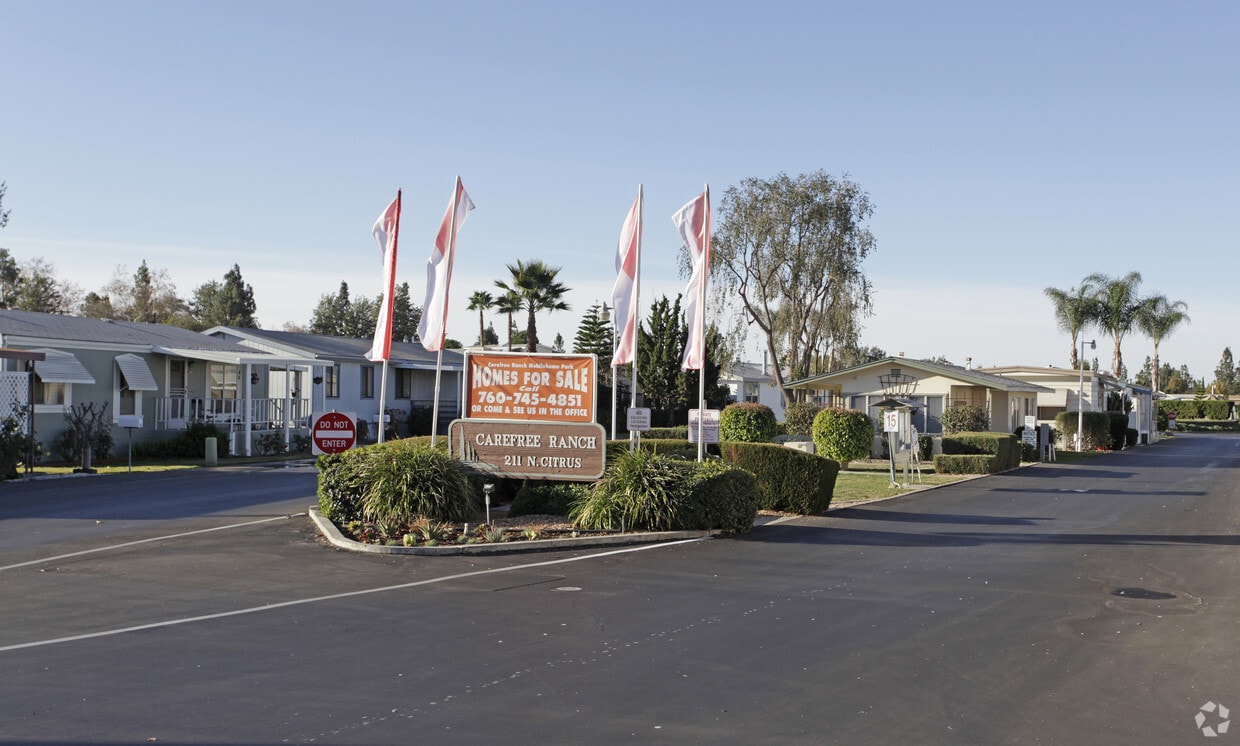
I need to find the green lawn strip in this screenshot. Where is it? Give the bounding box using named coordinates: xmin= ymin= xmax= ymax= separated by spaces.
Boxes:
xmin=831 ymin=470 xmax=971 ymax=503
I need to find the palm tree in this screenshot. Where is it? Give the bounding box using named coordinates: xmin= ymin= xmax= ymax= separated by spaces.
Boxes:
xmin=494 ymin=290 xmax=522 ymax=351
xmin=1136 ymin=294 xmax=1190 ymax=394
xmin=1086 ymin=271 xmax=1147 ymax=380
xmin=494 ymin=259 xmax=571 ymax=352
xmin=1044 ymin=280 xmax=1098 ymax=369
xmin=466 ymin=290 xmax=494 ymax=347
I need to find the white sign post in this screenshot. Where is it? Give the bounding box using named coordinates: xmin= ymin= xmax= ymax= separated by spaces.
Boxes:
xmin=687 ymin=409 xmax=720 ymax=444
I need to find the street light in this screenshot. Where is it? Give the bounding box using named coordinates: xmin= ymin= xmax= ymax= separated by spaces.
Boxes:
xmin=1077 ymin=339 xmax=1096 ymax=451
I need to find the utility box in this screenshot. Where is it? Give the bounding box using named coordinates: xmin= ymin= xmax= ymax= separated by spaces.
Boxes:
xmin=118 ymin=414 xmax=143 ymax=429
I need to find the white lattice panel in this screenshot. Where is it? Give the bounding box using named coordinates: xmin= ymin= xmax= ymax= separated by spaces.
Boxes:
xmin=0 ymin=372 xmax=31 ymax=431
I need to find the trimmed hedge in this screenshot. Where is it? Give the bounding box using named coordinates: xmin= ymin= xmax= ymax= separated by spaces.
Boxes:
xmin=934 ymin=454 xmax=996 ymax=474
xmin=811 ymin=408 xmax=875 ymax=466
xmin=1157 ymin=399 xmax=1234 ymax=421
xmin=644 ymin=426 xmax=689 ymax=439
xmin=1107 ymin=412 xmax=1130 ymax=450
xmin=783 ymin=402 xmax=822 ymax=437
xmin=719 ymin=442 xmax=839 ymax=514
xmin=719 ymin=402 xmax=779 ymax=442
xmin=940 ymin=432 xmax=1021 ymax=470
xmin=1055 ymin=411 xmax=1112 ymax=451
xmin=605 ymin=438 xmax=718 ymax=462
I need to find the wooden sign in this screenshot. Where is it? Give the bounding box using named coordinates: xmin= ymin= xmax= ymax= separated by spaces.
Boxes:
xmin=448 ymin=419 xmax=607 ymax=481
xmin=465 ymin=352 xmax=596 ymax=423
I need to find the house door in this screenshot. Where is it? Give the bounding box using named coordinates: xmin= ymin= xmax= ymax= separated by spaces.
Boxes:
xmin=168 ymin=360 xmax=188 ymax=424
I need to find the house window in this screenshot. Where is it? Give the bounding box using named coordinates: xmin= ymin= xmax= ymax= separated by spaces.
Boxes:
xmin=119 ymin=387 xmax=137 ymax=416
xmin=325 ymin=365 xmax=340 ymax=398
xmin=396 ymin=369 xmax=413 ymax=399
xmin=361 ymin=365 xmax=375 ymax=399
xmin=33 ymin=380 xmax=66 ymax=406
xmin=743 ymin=382 xmax=759 ymax=403
xmin=209 ymin=364 xmax=239 ymax=400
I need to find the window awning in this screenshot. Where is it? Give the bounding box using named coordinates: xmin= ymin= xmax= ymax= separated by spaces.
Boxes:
xmin=115 ymin=354 xmax=158 ymax=391
xmin=32 ymin=349 xmax=95 ymax=385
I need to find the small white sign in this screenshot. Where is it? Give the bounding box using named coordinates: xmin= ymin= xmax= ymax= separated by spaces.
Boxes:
xmin=626 ymin=407 xmax=651 ymax=432
xmin=687 ymin=408 xmax=721 ymax=444
xmin=883 ymin=410 xmax=900 ymax=433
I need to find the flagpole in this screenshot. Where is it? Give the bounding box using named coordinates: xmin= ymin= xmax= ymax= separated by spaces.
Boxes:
xmin=430 ymin=177 xmax=462 ymax=447
xmin=630 ymin=184 xmax=643 ymax=452
xmin=697 ymin=184 xmax=710 ymax=462
xmin=376 ymin=189 xmax=401 ymax=444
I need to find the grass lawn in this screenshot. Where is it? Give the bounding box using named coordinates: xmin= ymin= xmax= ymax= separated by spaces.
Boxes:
xmin=832 ymin=468 xmax=976 ymax=504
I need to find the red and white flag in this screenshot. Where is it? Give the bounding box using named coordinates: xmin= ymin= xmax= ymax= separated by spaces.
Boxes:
xmin=672 ymin=187 xmax=710 ymax=370
xmin=611 ymin=188 xmax=642 ymax=366
xmin=366 ymin=191 xmax=401 ymax=362
xmin=418 ymin=177 xmax=475 ymax=352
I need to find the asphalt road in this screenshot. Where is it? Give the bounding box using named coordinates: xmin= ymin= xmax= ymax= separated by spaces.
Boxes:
xmin=1 ymin=436 xmax=1237 ymax=745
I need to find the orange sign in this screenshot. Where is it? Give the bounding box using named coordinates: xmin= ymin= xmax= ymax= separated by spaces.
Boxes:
xmin=465 ymin=352 xmax=596 ymax=423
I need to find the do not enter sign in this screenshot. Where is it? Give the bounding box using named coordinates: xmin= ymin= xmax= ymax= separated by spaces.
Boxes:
xmin=312 ymin=411 xmax=357 ymax=455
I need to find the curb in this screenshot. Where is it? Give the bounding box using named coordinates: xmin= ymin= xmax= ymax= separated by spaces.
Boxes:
xmin=308 ymin=507 xmax=718 ymax=556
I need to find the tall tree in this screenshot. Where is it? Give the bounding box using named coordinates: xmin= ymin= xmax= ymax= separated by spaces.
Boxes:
xmin=494 ymin=290 xmax=522 ymax=351
xmin=710 ymin=171 xmax=875 ymax=406
xmin=638 ymin=295 xmax=688 ymax=425
xmin=1085 ymin=271 xmax=1148 ymax=380
xmin=1135 ymin=294 xmax=1190 ymax=394
xmin=1044 ymin=279 xmax=1099 ymax=369
xmin=572 ymin=302 xmax=613 ymax=362
xmin=96 ymin=261 xmax=186 ymax=323
xmin=494 ymin=259 xmax=571 ymax=352
xmin=0 ymin=249 xmax=23 ymax=307
xmin=309 ymin=281 xmax=380 ymax=338
xmin=0 ymin=181 xmax=10 ymax=229
xmin=192 ymin=264 xmax=258 ymax=329
xmin=1214 ymin=348 xmax=1237 ymax=396
xmin=391 ymin=281 xmax=420 ymax=342
xmin=13 ymin=258 xmax=77 ymax=314
xmin=467 ymin=290 xmax=494 ymax=346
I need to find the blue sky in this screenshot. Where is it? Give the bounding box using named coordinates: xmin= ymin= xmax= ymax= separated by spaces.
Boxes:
xmin=3 ymin=1 xmax=1237 ymax=381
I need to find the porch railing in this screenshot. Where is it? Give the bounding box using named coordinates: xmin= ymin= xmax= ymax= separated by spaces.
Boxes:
xmin=155 ymin=397 xmax=313 ymax=431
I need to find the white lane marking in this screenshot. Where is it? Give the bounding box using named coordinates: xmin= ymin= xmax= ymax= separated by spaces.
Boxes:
xmin=0 ymin=514 xmax=307 ymax=572
xmin=0 ymin=537 xmax=707 ymax=653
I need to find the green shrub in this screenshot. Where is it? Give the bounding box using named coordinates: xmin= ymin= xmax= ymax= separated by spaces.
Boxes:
xmin=1106 ymin=413 xmax=1129 ymax=450
xmin=51 ymin=424 xmax=114 ymax=463
xmin=357 ymin=440 xmax=476 ymax=525
xmin=719 ymin=441 xmax=838 ymax=514
xmin=571 ymin=449 xmax=759 ymax=533
xmin=510 ymin=480 xmax=591 ymax=517
xmin=1126 ymin=428 xmax=1139 ymax=447
xmin=918 ymin=434 xmax=934 ymax=462
xmin=811 ymin=408 xmax=874 ymax=466
xmin=255 ymin=432 xmax=288 ymax=457
xmin=645 ymin=426 xmax=688 ymax=439
xmin=1202 ymin=400 xmax=1233 ymax=420
xmin=940 ymin=432 xmax=1020 ymax=470
xmin=933 ymin=454 xmax=995 ymax=474
xmin=605 ymin=438 xmax=717 ymax=462
xmin=941 ymin=404 xmax=989 ymax=434
xmin=317 ymin=439 xmax=476 ymax=526
xmin=687 ymin=459 xmax=760 ymax=533
xmin=1055 ymin=411 xmax=1112 ymax=451
xmin=408 ymin=406 xmax=434 ymax=436
xmin=316 ymin=448 xmax=370 ymax=522
xmin=783 ymin=402 xmax=822 ymax=437
xmin=1156 ymin=408 xmax=1169 ymax=431
xmin=719 ymin=402 xmax=779 ymax=442
xmin=0 ymin=410 xmax=32 ymax=479
xmin=572 ymin=449 xmax=694 ymax=531
xmin=132 ymin=420 xmax=226 ymax=460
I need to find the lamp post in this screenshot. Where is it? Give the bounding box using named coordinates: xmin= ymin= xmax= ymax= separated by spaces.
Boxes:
xmin=1077 ymin=339 xmax=1096 ymax=451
